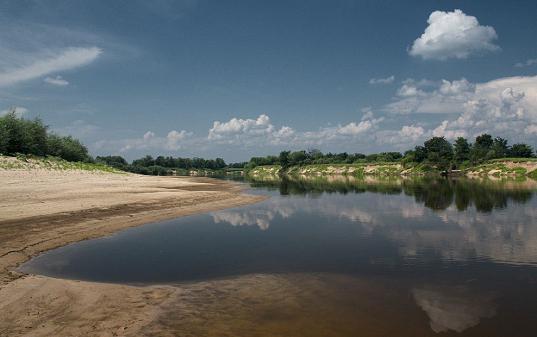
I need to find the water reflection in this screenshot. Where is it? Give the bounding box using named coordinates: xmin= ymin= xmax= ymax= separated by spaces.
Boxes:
xmin=212 ymin=176 xmax=537 ymax=266
xmin=19 ymin=175 xmax=537 ymax=336
xmin=249 ymin=175 xmax=535 ymax=212
xmin=412 ymin=286 xmax=496 ymax=333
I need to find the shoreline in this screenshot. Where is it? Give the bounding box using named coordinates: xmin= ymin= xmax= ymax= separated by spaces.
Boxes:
xmin=0 ymin=169 xmax=265 ymax=337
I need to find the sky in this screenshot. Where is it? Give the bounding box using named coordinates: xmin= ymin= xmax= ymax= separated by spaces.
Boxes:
xmin=0 ymin=0 xmax=536 ymax=162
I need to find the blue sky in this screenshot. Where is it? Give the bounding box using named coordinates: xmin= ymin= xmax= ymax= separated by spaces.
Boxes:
xmin=1 ymin=0 xmax=536 ymax=161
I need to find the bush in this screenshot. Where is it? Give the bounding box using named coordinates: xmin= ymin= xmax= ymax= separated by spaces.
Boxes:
xmin=47 ymin=134 xmax=90 ymax=162
xmin=0 ymin=112 xmax=48 ymax=156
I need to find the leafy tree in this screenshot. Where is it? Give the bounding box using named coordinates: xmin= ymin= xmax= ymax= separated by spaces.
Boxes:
xmin=423 ymin=137 xmax=453 ymax=170
xmin=289 ymin=150 xmax=307 ymax=165
xmin=471 ymin=133 xmax=494 ymax=162
xmin=279 ymin=151 xmax=290 ymax=168
xmin=413 ymin=146 xmax=427 ymax=162
xmin=47 ymin=134 xmax=90 ymax=162
xmin=509 ymin=144 xmax=534 ymax=158
xmin=132 ymin=155 xmax=155 ymax=167
xmin=96 ymin=156 xmax=128 ymax=169
xmin=0 ymin=118 xmax=8 ymax=154
xmin=475 ymin=134 xmax=493 ymax=149
xmin=491 ymin=137 xmax=508 ymax=158
xmin=453 ymin=137 xmax=470 ymax=162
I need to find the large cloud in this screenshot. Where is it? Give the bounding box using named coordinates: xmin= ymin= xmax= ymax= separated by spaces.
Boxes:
xmin=431 ymin=75 xmax=537 ymax=140
xmin=94 ymin=129 xmax=193 ymax=153
xmin=409 ymin=9 xmax=499 ymax=60
xmin=0 ymin=47 xmax=102 ymax=87
xmin=207 ymin=113 xmax=383 ymax=148
xmin=386 ymin=78 xmax=475 ymax=114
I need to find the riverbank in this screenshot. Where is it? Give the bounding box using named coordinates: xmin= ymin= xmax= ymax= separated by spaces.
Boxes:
xmin=247 ymin=159 xmax=537 ymax=180
xmin=0 ymin=162 xmax=265 ymax=336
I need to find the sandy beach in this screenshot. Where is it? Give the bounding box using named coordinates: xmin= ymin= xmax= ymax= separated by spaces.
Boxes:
xmin=0 ymin=168 xmax=264 ymax=337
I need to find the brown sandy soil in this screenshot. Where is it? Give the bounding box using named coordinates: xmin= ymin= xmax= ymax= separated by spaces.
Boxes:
xmin=0 ymin=168 xmax=265 ymax=337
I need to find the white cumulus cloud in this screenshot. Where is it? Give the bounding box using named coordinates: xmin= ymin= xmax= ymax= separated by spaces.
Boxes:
xmin=409 ymin=9 xmax=499 ymax=60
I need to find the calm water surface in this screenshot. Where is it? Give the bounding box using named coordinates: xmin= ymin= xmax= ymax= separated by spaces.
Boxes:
xmin=20 ymin=176 xmax=537 ymax=336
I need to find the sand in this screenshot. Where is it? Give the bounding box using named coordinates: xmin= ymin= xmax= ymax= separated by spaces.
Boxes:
xmin=0 ymin=169 xmax=264 ymax=337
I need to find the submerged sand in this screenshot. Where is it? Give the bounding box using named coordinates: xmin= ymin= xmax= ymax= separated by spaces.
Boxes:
xmin=0 ymin=169 xmax=265 ymax=336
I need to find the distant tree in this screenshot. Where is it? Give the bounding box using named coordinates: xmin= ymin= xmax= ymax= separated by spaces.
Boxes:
xmin=132 ymin=155 xmax=155 ymax=167
xmin=491 ymin=137 xmax=508 ymax=158
xmin=47 ymin=134 xmax=90 ymax=162
xmin=453 ymin=137 xmax=470 ymax=162
xmin=509 ymin=144 xmax=534 ymax=158
xmin=413 ymin=146 xmax=427 ymax=162
xmin=96 ymin=156 xmax=128 ymax=169
xmin=289 ymin=150 xmax=307 ymax=165
xmin=0 ymin=118 xmax=9 ymax=154
xmin=475 ymin=134 xmax=493 ymax=149
xmin=423 ymin=137 xmax=453 ymax=170
xmin=279 ymin=151 xmax=290 ymax=168
xmin=471 ymin=134 xmax=494 ymax=162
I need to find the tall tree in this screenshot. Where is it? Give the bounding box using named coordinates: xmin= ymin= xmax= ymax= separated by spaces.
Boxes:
xmin=453 ymin=137 xmax=470 ymax=162
xmin=492 ymin=137 xmax=508 ymax=158
xmin=509 ymin=144 xmax=534 ymax=158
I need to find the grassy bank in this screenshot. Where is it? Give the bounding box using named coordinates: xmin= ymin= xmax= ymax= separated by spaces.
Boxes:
xmin=0 ymin=154 xmax=123 ymax=173
xmin=247 ymin=159 xmax=537 ymax=179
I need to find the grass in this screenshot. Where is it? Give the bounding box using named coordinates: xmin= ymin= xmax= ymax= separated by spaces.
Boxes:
xmin=487 ymin=157 xmax=537 ymax=163
xmin=0 ymin=154 xmax=123 ymax=173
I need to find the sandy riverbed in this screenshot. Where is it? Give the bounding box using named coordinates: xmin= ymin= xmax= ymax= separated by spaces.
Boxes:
xmin=0 ymin=169 xmax=264 ymax=337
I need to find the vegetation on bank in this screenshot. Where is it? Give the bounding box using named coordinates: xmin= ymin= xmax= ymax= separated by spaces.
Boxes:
xmin=1 ymin=112 xmax=535 ymax=178
xmin=94 ymin=155 xmax=231 ymax=176
xmin=245 ymin=133 xmax=536 ymax=178
xmin=0 ymin=110 xmax=90 ymax=162
xmin=0 ymin=113 xmax=236 ymax=176
xmin=0 ymin=154 xmax=122 ymax=173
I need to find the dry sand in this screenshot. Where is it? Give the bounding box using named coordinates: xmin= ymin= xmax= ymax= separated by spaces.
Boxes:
xmin=0 ymin=168 xmax=264 ymax=337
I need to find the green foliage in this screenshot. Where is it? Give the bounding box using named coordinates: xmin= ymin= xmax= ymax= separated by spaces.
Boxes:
xmin=509 ymin=143 xmax=534 ymax=158
xmin=279 ymin=151 xmax=290 ymax=169
xmin=124 ymin=154 xmax=228 ymax=176
xmin=423 ymin=137 xmax=453 ymax=170
xmin=0 ymin=111 xmax=48 ymax=156
xmin=96 ymin=155 xmax=129 ymax=170
xmin=453 ymin=137 xmax=470 ymax=162
xmin=0 ymin=112 xmax=90 ymax=162
xmin=47 ymin=134 xmax=90 ymax=162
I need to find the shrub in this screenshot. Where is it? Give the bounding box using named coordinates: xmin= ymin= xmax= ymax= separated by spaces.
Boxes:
xmin=47 ymin=134 xmax=90 ymax=162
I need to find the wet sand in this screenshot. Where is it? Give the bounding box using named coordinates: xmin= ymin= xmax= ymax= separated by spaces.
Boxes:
xmin=0 ymin=169 xmax=264 ymax=336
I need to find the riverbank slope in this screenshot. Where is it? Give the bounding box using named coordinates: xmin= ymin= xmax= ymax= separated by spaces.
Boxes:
xmin=247 ymin=159 xmax=537 ymax=180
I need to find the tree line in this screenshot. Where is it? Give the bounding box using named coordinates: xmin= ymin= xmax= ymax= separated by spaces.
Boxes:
xmin=1 ymin=113 xmax=534 ymax=174
xmin=0 ymin=113 xmax=228 ymax=175
xmin=95 ymin=155 xmax=227 ymax=176
xmin=0 ymin=110 xmax=90 ymax=162
xmin=246 ymin=134 xmax=534 ymax=171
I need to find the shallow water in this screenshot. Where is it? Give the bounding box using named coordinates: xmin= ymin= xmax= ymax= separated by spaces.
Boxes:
xmin=20 ymin=176 xmax=537 ymax=335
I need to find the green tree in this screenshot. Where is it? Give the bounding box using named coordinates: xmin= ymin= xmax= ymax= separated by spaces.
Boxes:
xmin=47 ymin=134 xmax=90 ymax=162
xmin=279 ymin=151 xmax=290 ymax=168
xmin=491 ymin=137 xmax=508 ymax=158
xmin=96 ymin=156 xmax=128 ymax=169
xmin=289 ymin=150 xmax=307 ymax=165
xmin=423 ymin=137 xmax=453 ymax=170
xmin=0 ymin=118 xmax=8 ymax=154
xmin=471 ymin=133 xmax=494 ymax=162
xmin=453 ymin=137 xmax=470 ymax=162
xmin=509 ymin=144 xmax=534 ymax=158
